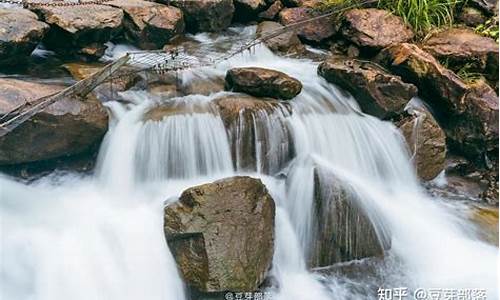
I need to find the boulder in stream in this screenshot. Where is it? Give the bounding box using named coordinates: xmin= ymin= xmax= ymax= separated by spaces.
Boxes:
xmin=341 ymin=8 xmax=414 ymax=50
xmin=214 ymin=94 xmax=292 ymax=174
xmin=0 ymin=8 xmax=49 ymax=66
xmin=225 ymin=67 xmax=302 ymax=100
xmin=166 ymin=0 xmax=234 ymax=32
xmin=164 ymin=176 xmax=275 ymax=293
xmin=31 ymin=4 xmax=123 ymax=59
xmin=108 ymin=0 xmax=184 ymax=49
xmin=0 ymin=79 xmax=108 ymax=165
xmin=278 ymin=7 xmax=336 ymax=43
xmin=376 ymin=43 xmax=470 ymax=116
xmin=308 ymin=166 xmax=390 ymax=268
xmin=318 ymin=57 xmax=418 ymax=119
xmin=256 ymin=21 xmax=305 ymax=54
xmin=258 ymin=0 xmax=284 ymax=21
xmin=397 ymin=108 xmax=447 ymax=181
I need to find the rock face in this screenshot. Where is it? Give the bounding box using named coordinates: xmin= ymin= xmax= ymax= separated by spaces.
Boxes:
xmin=397 ymin=108 xmax=447 ymax=181
xmin=376 ymin=43 xmax=469 ymax=116
xmin=318 ymin=57 xmax=418 ymax=119
xmin=446 ymin=79 xmax=499 ymax=158
xmin=225 ymin=67 xmax=302 ymax=100
xmin=279 ymin=7 xmax=336 ymax=43
xmin=258 ymin=0 xmax=284 ymax=20
xmin=422 ymin=28 xmax=499 ymax=78
xmin=309 ymin=166 xmax=390 ymax=268
xmin=32 ymin=5 xmax=123 ymax=58
xmin=214 ymin=94 xmax=292 ymax=173
xmin=164 ymin=176 xmax=275 ymax=293
xmin=341 ymin=9 xmax=414 ymax=50
xmin=168 ymin=0 xmax=234 ymax=32
xmin=256 ymin=21 xmax=304 ymax=54
xmin=0 ymin=79 xmax=108 ymax=165
xmin=108 ymin=0 xmax=184 ymax=49
xmin=0 ymin=9 xmax=49 ymax=66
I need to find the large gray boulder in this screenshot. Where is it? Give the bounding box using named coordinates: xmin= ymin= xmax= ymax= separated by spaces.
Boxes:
xmin=308 ymin=166 xmax=390 ymax=268
xmin=0 ymin=79 xmax=108 ymax=165
xmin=225 ymin=67 xmax=302 ymax=100
xmin=108 ymin=0 xmax=184 ymax=49
xmin=278 ymin=7 xmax=336 ymax=43
xmin=318 ymin=57 xmax=418 ymax=119
xmin=164 ymin=176 xmax=275 ymax=293
xmin=256 ymin=21 xmax=305 ymax=54
xmin=0 ymin=8 xmax=49 ymax=66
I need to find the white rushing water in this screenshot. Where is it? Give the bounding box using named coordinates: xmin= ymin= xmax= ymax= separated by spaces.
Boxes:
xmin=1 ymin=26 xmax=498 ymax=300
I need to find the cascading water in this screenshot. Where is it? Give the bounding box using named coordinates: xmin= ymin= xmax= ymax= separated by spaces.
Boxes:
xmin=1 ymin=26 xmax=498 ymax=300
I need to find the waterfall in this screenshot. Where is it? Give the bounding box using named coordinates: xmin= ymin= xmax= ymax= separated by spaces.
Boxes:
xmin=1 ymin=26 xmax=497 ymax=300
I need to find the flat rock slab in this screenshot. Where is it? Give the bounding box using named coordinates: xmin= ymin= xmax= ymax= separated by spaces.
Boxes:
xmin=341 ymin=8 xmax=414 ymax=49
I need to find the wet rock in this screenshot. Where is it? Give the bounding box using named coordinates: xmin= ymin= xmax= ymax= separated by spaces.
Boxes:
xmin=468 ymin=0 xmax=499 ymax=16
xmin=258 ymin=0 xmax=284 ymax=20
xmin=31 ymin=5 xmax=123 ymax=58
xmin=63 ymin=62 xmax=141 ymax=101
xmin=422 ymin=28 xmax=499 ymax=79
xmin=234 ymin=0 xmax=268 ymax=21
xmin=469 ymin=206 xmax=499 ymax=245
xmin=164 ymin=176 xmax=275 ymax=293
xmin=318 ymin=57 xmax=418 ymax=119
xmin=446 ymin=79 xmax=499 ymax=158
xmin=309 ymin=166 xmax=390 ymax=268
xmin=0 ymin=79 xmax=108 ymax=165
xmin=214 ymin=94 xmax=292 ymax=173
xmin=341 ymin=9 xmax=414 ymax=50
xmin=225 ymin=67 xmax=302 ymax=100
xmin=458 ymin=7 xmax=488 ymax=27
xmin=397 ymin=108 xmax=447 ymax=181
xmin=278 ymin=7 xmax=336 ymax=43
xmin=108 ymin=0 xmax=184 ymax=49
xmin=167 ymin=0 xmax=234 ymax=32
xmin=256 ymin=21 xmax=304 ymax=54
xmin=147 ymin=82 xmax=179 ymax=98
xmin=181 ymin=77 xmax=225 ymax=96
xmin=376 ymin=43 xmax=469 ymax=116
xmin=0 ymin=8 xmax=49 ymax=66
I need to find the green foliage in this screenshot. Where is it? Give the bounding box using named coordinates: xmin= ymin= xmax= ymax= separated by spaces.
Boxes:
xmin=377 ymin=0 xmax=460 ymax=35
xmin=475 ymin=18 xmax=499 ymax=42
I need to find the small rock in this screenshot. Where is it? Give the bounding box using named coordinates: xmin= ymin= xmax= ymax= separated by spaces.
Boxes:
xmin=258 ymin=0 xmax=284 ymax=20
xmin=168 ymin=0 xmax=234 ymax=32
xmin=31 ymin=5 xmax=123 ymax=58
xmin=341 ymin=8 xmax=414 ymax=50
xmin=376 ymin=43 xmax=469 ymax=116
xmin=318 ymin=57 xmax=418 ymax=119
xmin=0 ymin=79 xmax=108 ymax=165
xmin=234 ymin=0 xmax=268 ymax=21
xmin=256 ymin=21 xmax=305 ymax=54
xmin=468 ymin=0 xmax=499 ymax=16
xmin=164 ymin=176 xmax=275 ymax=293
xmin=108 ymin=0 xmax=184 ymax=49
xmin=422 ymin=28 xmax=499 ymax=77
xmin=279 ymin=7 xmax=336 ymax=43
xmin=225 ymin=67 xmax=302 ymax=99
xmin=0 ymin=8 xmax=49 ymax=66
xmin=397 ymin=108 xmax=447 ymax=181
